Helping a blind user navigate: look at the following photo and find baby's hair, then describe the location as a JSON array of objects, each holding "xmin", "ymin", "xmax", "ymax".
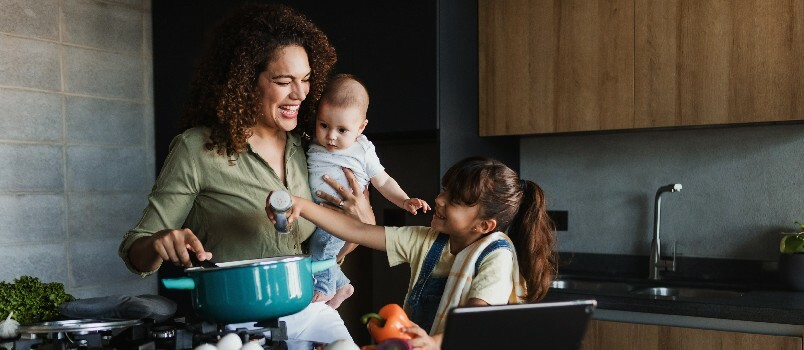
[
  {"xmin": 441, "ymin": 156, "xmax": 557, "ymax": 303},
  {"xmin": 319, "ymin": 73, "xmax": 370, "ymax": 115}
]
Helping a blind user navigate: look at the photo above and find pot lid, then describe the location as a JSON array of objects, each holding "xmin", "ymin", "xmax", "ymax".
[{"xmin": 18, "ymin": 319, "xmax": 142, "ymax": 334}]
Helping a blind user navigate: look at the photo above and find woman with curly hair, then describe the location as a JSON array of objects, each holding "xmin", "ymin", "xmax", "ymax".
[{"xmin": 118, "ymin": 3, "xmax": 373, "ymax": 347}]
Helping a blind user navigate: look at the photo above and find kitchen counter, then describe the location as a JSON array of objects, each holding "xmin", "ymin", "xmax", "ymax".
[
  {"xmin": 544, "ymin": 253, "xmax": 804, "ymax": 327},
  {"xmin": 544, "ymin": 282, "xmax": 804, "ymax": 325}
]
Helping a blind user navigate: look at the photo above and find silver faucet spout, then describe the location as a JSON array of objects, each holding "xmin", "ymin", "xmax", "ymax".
[{"xmin": 649, "ymin": 183, "xmax": 682, "ymax": 280}]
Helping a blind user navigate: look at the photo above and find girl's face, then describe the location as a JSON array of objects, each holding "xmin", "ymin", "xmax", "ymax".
[
  {"xmin": 431, "ymin": 191, "xmax": 484, "ymax": 237},
  {"xmin": 315, "ymin": 103, "xmax": 368, "ymax": 151},
  {"xmin": 256, "ymin": 45, "xmax": 311, "ymax": 132}
]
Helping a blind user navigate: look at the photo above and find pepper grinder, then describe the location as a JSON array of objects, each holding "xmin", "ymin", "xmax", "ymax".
[{"xmin": 268, "ymin": 190, "xmax": 292, "ymax": 234}]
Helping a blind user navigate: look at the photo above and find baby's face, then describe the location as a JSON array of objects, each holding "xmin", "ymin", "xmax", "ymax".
[{"xmin": 315, "ymin": 103, "xmax": 368, "ymax": 152}]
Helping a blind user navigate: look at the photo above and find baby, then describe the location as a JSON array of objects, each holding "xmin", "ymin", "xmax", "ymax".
[{"xmin": 307, "ymin": 74, "xmax": 430, "ymax": 308}]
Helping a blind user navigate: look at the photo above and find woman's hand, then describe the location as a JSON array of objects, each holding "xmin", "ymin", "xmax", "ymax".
[
  {"xmin": 129, "ymin": 228, "xmax": 212, "ymax": 272},
  {"xmin": 402, "ymin": 324, "xmax": 442, "ymax": 350},
  {"xmin": 315, "ymin": 167, "xmax": 376, "ymax": 225}
]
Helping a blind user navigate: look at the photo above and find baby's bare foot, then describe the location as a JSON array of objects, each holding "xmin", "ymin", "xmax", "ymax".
[
  {"xmin": 313, "ymin": 290, "xmax": 334, "ymax": 303},
  {"xmin": 325, "ymin": 284, "xmax": 354, "ymax": 309}
]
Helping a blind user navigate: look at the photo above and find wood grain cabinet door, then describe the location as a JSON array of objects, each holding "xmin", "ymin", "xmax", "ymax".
[
  {"xmin": 480, "ymin": 0, "xmax": 804, "ymax": 136},
  {"xmin": 479, "ymin": 0, "xmax": 635, "ymax": 136},
  {"xmin": 581, "ymin": 320, "xmax": 803, "ymax": 350},
  {"xmin": 635, "ymin": 0, "xmax": 804, "ymax": 127}
]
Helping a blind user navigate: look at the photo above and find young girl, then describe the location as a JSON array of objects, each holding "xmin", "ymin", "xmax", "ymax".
[{"xmin": 266, "ymin": 156, "xmax": 557, "ymax": 349}]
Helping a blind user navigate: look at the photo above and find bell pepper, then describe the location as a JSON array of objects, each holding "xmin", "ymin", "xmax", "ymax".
[{"xmin": 360, "ymin": 304, "xmax": 414, "ymax": 342}]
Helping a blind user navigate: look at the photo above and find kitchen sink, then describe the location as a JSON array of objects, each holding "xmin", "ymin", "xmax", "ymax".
[
  {"xmin": 630, "ymin": 286, "xmax": 744, "ymax": 299},
  {"xmin": 550, "ymin": 278, "xmax": 747, "ymax": 299},
  {"xmin": 551, "ymin": 279, "xmax": 636, "ymax": 293}
]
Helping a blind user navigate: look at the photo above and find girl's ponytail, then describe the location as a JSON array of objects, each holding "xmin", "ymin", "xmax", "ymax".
[
  {"xmin": 509, "ymin": 180, "xmax": 557, "ymax": 303},
  {"xmin": 441, "ymin": 157, "xmax": 557, "ymax": 303}
]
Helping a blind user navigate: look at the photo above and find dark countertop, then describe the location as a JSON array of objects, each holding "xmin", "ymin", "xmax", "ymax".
[{"xmin": 545, "ymin": 253, "xmax": 804, "ymax": 325}]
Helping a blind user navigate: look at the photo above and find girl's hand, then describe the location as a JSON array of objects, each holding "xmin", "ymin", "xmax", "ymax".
[
  {"xmin": 402, "ymin": 324, "xmax": 440, "ymax": 350},
  {"xmin": 265, "ymin": 194, "xmax": 304, "ymax": 226},
  {"xmin": 402, "ymin": 198, "xmax": 431, "ymax": 215},
  {"xmin": 149, "ymin": 228, "xmax": 212, "ymax": 268},
  {"xmin": 316, "ymin": 167, "xmax": 375, "ymax": 224}
]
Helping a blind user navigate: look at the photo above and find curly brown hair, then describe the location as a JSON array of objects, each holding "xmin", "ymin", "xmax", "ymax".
[{"xmin": 181, "ymin": 3, "xmax": 337, "ymax": 159}]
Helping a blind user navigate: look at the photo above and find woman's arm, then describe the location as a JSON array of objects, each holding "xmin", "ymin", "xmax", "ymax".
[{"xmin": 121, "ymin": 132, "xmax": 213, "ymax": 273}]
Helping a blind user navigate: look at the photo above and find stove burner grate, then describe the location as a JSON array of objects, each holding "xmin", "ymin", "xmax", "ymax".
[
  {"xmin": 11, "ymin": 318, "xmax": 289, "ymax": 350},
  {"xmin": 13, "ymin": 318, "xmax": 288, "ymax": 350},
  {"xmin": 13, "ymin": 319, "xmax": 150, "ymax": 350}
]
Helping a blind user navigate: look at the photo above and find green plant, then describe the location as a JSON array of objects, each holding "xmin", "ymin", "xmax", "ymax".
[
  {"xmin": 0, "ymin": 276, "xmax": 76, "ymax": 324},
  {"xmin": 780, "ymin": 222, "xmax": 804, "ymax": 254}
]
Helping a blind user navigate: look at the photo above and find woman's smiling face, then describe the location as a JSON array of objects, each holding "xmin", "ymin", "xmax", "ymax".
[{"xmin": 256, "ymin": 45, "xmax": 311, "ymax": 132}]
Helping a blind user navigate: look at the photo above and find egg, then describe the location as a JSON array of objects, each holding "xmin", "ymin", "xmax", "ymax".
[
  {"xmin": 194, "ymin": 343, "xmax": 217, "ymax": 350},
  {"xmin": 324, "ymin": 339, "xmax": 360, "ymax": 350},
  {"xmin": 240, "ymin": 341, "xmax": 263, "ymax": 350},
  {"xmin": 216, "ymin": 333, "xmax": 243, "ymax": 350}
]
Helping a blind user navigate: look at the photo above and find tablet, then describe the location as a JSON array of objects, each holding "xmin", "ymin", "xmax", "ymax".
[{"xmin": 441, "ymin": 299, "xmax": 597, "ymax": 350}]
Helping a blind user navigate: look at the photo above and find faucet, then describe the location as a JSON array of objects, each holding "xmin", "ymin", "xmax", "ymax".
[{"xmin": 649, "ymin": 183, "xmax": 682, "ymax": 280}]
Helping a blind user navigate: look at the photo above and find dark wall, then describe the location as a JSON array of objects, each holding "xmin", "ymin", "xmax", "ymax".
[
  {"xmin": 437, "ymin": 0, "xmax": 519, "ymax": 175},
  {"xmin": 152, "ymin": 0, "xmax": 438, "ymax": 172}
]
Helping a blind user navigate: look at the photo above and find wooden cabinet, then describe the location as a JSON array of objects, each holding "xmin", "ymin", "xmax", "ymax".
[
  {"xmin": 479, "ymin": 0, "xmax": 634, "ymax": 135},
  {"xmin": 581, "ymin": 320, "xmax": 803, "ymax": 350},
  {"xmin": 479, "ymin": 0, "xmax": 804, "ymax": 136},
  {"xmin": 635, "ymin": 0, "xmax": 804, "ymax": 128}
]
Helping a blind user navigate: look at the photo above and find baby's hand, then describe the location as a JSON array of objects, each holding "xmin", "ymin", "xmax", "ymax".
[{"xmin": 402, "ymin": 198, "xmax": 431, "ymax": 215}]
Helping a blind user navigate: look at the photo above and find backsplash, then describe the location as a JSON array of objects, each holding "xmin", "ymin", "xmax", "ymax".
[
  {"xmin": 521, "ymin": 124, "xmax": 804, "ymax": 261},
  {"xmin": 0, "ymin": 0, "xmax": 155, "ymax": 298}
]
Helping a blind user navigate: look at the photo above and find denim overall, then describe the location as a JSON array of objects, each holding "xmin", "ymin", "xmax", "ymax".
[{"xmin": 406, "ymin": 233, "xmax": 513, "ymax": 332}]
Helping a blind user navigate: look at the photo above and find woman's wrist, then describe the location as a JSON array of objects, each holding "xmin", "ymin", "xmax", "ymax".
[{"xmin": 129, "ymin": 236, "xmax": 160, "ymax": 273}]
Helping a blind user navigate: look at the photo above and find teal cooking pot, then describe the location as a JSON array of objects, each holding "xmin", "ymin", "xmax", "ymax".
[{"xmin": 162, "ymin": 255, "xmax": 336, "ymax": 324}]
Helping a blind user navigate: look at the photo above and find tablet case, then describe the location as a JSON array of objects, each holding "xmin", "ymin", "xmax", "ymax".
[{"xmin": 441, "ymin": 299, "xmax": 597, "ymax": 350}]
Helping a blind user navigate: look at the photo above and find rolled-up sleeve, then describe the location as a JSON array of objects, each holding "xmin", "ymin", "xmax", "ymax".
[{"xmin": 118, "ymin": 133, "xmax": 199, "ymax": 276}]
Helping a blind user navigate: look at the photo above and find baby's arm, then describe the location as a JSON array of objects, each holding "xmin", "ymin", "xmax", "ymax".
[
  {"xmin": 371, "ymin": 171, "xmax": 431, "ymax": 215},
  {"xmin": 266, "ymin": 194, "xmax": 387, "ymax": 251}
]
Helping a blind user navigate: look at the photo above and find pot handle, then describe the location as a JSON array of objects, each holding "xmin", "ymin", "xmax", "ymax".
[
  {"xmin": 311, "ymin": 258, "xmax": 337, "ymax": 274},
  {"xmin": 161, "ymin": 277, "xmax": 195, "ymax": 290}
]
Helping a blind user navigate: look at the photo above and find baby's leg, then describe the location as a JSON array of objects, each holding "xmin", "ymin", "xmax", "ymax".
[
  {"xmin": 324, "ymin": 267, "xmax": 353, "ymax": 309},
  {"xmin": 310, "ymin": 228, "xmax": 342, "ymax": 302},
  {"xmin": 313, "ymin": 290, "xmax": 334, "ymax": 303}
]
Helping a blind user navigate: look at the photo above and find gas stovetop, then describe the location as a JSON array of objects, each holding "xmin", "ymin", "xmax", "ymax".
[{"xmin": 12, "ymin": 318, "xmax": 289, "ymax": 350}]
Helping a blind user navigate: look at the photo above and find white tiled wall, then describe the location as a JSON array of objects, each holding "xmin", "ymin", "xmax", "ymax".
[{"xmin": 0, "ymin": 0, "xmax": 156, "ymax": 298}]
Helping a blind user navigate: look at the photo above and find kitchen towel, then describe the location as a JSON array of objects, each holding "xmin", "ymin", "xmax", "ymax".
[
  {"xmin": 59, "ymin": 294, "xmax": 177, "ymax": 322},
  {"xmin": 430, "ymin": 232, "xmax": 526, "ymax": 334}
]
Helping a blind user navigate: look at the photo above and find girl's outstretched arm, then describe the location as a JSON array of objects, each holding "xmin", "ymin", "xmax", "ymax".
[{"xmin": 266, "ymin": 194, "xmax": 387, "ymax": 251}]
